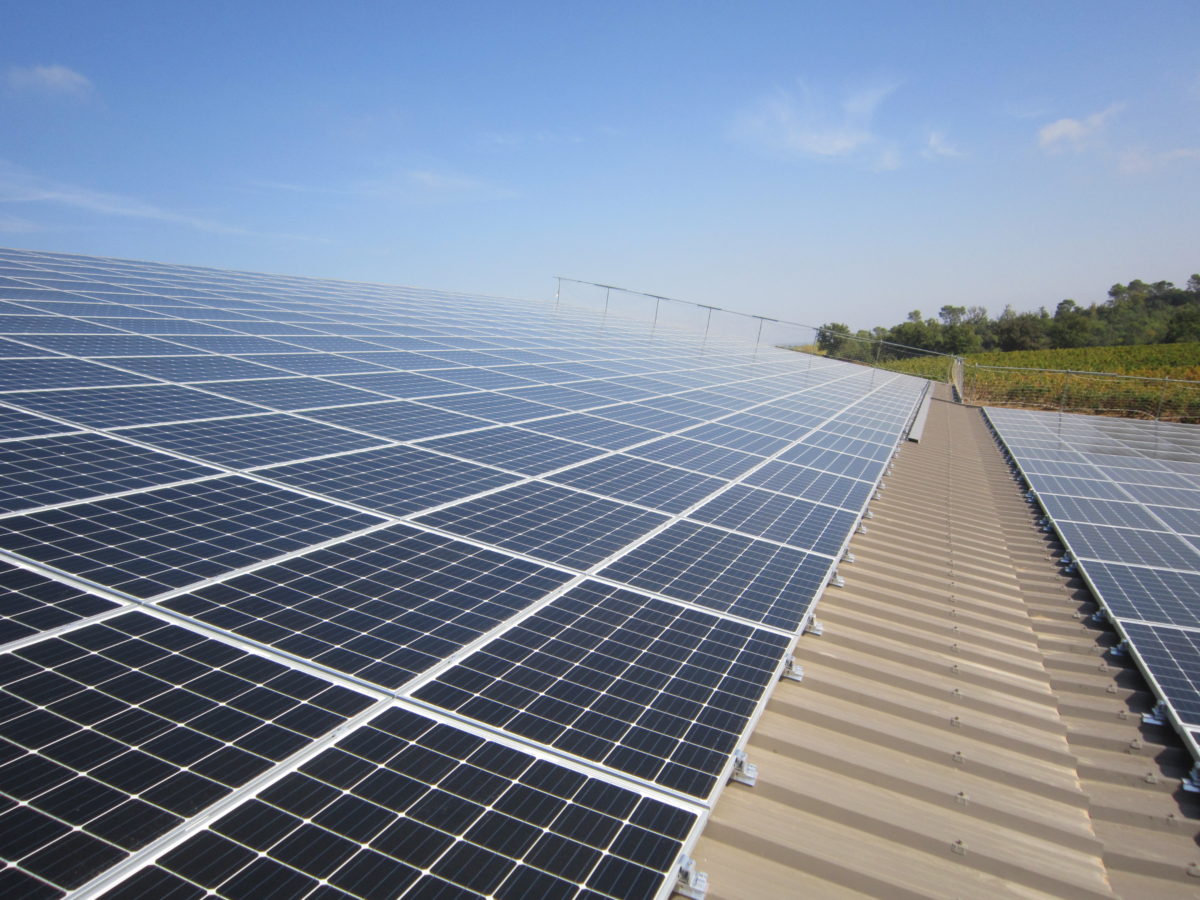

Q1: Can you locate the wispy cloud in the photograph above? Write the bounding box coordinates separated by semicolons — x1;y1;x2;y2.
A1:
0;159;322;241
252;168;515;202
1038;103;1124;151
1004;98;1053;120
479;129;584;149
922;131;963;159
5;64;94;99
0;211;44;234
732;80;901;169
1118;146;1200;173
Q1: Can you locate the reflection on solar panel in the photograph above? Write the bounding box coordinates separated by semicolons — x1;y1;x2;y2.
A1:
986;407;1200;778
0;247;924;897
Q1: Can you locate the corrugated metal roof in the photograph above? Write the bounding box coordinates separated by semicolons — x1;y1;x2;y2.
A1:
690;387;1200;899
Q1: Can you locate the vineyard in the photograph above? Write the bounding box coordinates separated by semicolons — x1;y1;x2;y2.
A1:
881;343;1200;380
877;343;1200;423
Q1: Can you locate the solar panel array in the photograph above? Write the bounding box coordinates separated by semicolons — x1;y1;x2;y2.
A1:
985;407;1200;766
0;247;925;899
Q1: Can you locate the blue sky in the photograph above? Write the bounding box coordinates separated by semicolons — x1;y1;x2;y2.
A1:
2;1;1197;332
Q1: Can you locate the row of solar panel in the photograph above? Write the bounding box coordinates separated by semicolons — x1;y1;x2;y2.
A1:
0;247;924;898
984;408;1200;755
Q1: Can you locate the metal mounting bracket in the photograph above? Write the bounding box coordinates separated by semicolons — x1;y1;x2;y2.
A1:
1142;702;1167;726
673;855;709;900
730;749;758;786
780;654;804;682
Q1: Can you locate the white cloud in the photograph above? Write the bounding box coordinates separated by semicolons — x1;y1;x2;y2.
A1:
0;159;321;241
922;131;963;159
0;211;43;233
6;64;94;98
1038;103;1124;150
1118;146;1200;173
733;80;899;161
479;129;584;149
252;168;515;202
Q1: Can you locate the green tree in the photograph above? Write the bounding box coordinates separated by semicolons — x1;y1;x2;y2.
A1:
815;323;852;355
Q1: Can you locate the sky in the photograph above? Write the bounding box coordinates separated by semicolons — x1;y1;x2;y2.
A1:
2;0;1198;334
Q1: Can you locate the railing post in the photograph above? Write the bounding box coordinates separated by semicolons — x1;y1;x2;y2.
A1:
1156;376;1168;422
1060;370;1072;413
554;276;561;311
701;305;717;342
603;286;610;320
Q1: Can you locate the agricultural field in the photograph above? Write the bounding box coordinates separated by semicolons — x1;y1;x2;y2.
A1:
881;343;1200;380
877;343;1200;422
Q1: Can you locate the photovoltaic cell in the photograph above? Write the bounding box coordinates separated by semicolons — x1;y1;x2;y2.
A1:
1055;521;1200;571
677;422;791;456
0;477;382;598
548;455;726;514
0;358;153;391
520;413;661;450
118;413;388;469
742;460;872;510
774;444;883;481
103;705;696;900
235;352;389;375
102;355;288;382
0;611;372;894
688;485;856;556
0;406;79;440
0;560;120;645
1083;561;1200;628
2;385;261;429
626;436;762;480
600;520;831;631
0;433;219;513
420;392;562;424
417;482;669;569
418;427;604;476
328;371;463;399
259;444;521;516
194;378;384;411
165;524;573;688
1037;494;1164;531
304;399;488;442
7;334;194;356
416;580;790;798
1119;622;1200;725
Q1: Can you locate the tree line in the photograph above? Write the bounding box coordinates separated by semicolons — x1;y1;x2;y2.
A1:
817;274;1200;361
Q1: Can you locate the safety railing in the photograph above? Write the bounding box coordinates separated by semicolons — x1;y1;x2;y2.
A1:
553;277;1200;422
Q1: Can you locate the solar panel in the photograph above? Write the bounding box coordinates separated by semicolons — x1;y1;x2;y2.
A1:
0;611;374;894
257;445;521;515
107;706;696;900
599;520;833;630
0;433;219;513
416;482;670;569
417;427;604;475
0;477;383;597
0;247;926;898
415;580;790;799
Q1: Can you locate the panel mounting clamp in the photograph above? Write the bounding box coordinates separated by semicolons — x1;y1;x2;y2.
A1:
730;749;758;786
780;654;804;682
674;855;709;900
